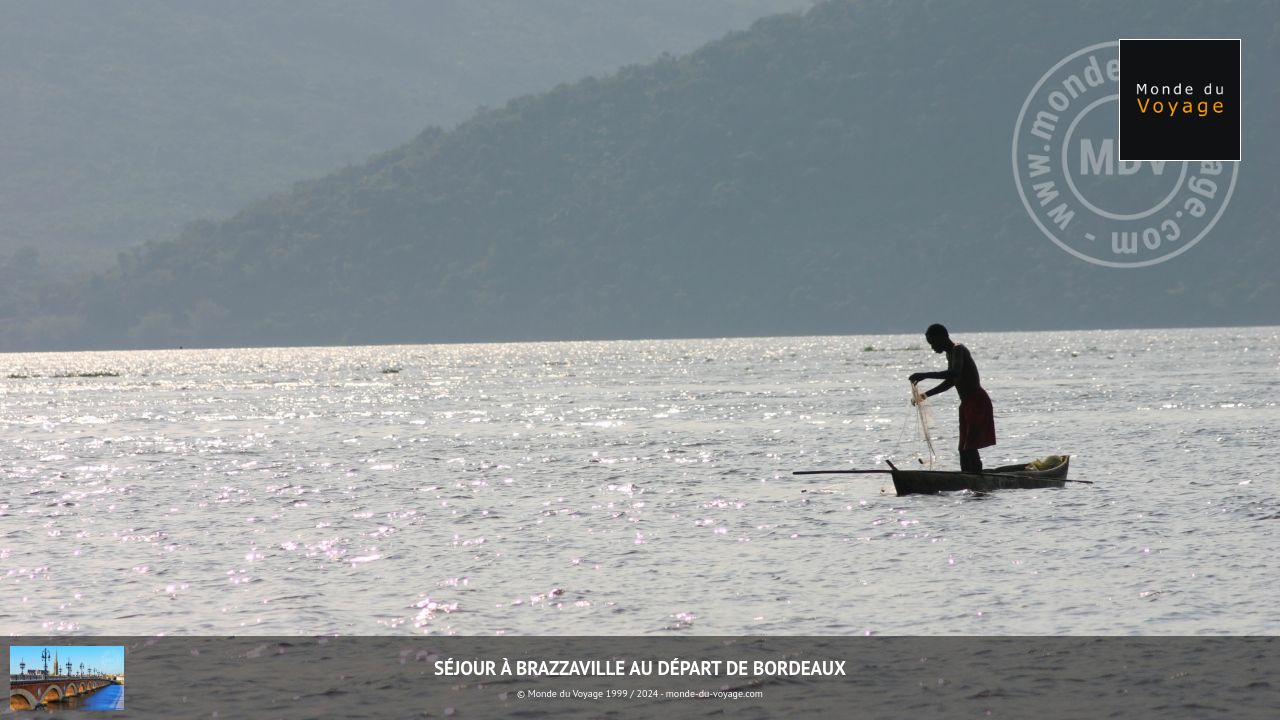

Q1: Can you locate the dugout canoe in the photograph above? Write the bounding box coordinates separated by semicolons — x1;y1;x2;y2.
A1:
888;455;1070;495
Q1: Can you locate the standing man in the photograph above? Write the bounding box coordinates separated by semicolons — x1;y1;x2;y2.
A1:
908;324;995;472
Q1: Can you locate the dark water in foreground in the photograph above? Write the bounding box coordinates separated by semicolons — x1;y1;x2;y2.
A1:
78;684;124;711
1;327;1276;635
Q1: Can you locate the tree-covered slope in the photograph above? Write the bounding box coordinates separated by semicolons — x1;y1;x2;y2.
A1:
0;0;809;272
5;0;1276;350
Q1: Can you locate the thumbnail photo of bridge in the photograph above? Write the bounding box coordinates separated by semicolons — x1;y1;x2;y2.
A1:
9;645;125;711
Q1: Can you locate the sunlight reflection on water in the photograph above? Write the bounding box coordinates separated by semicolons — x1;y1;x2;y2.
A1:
1;328;1277;635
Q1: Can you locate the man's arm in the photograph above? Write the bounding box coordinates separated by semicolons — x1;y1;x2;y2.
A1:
924;378;954;398
909;348;966;397
909;371;948;382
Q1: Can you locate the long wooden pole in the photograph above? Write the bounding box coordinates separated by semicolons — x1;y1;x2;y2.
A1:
791;469;892;475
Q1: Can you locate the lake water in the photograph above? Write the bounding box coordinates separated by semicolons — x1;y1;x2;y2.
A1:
1;327;1276;636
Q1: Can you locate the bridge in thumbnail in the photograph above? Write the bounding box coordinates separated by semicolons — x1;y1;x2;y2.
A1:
9;674;123;711
9;646;125;710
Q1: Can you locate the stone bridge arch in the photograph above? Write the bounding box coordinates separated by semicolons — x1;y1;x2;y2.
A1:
10;688;39;711
41;684;64;705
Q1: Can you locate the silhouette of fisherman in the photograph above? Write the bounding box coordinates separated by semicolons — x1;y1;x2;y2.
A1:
908;324;995;472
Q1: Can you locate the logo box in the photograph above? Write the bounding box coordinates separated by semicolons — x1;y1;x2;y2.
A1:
1119;39;1241;161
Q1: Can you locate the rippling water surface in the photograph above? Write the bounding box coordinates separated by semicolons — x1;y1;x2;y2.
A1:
1;328;1276;635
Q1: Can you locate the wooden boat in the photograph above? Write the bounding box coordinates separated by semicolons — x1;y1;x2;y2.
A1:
888;455;1070;495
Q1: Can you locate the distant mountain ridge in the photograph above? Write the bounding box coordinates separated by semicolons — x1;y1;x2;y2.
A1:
2;0;1276;350
0;0;808;272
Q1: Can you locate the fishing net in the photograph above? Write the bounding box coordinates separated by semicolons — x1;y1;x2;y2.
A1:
910;382;937;469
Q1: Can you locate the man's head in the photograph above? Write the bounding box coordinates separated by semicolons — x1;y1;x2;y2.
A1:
925;323;950;353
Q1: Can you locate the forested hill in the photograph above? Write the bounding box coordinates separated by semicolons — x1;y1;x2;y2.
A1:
5;0;1276;350
0;0;808;272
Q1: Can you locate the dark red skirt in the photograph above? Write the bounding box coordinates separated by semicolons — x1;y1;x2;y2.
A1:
958;388;996;451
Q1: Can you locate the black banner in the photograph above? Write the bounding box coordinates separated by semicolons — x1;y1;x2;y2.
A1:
5;637;1278;718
